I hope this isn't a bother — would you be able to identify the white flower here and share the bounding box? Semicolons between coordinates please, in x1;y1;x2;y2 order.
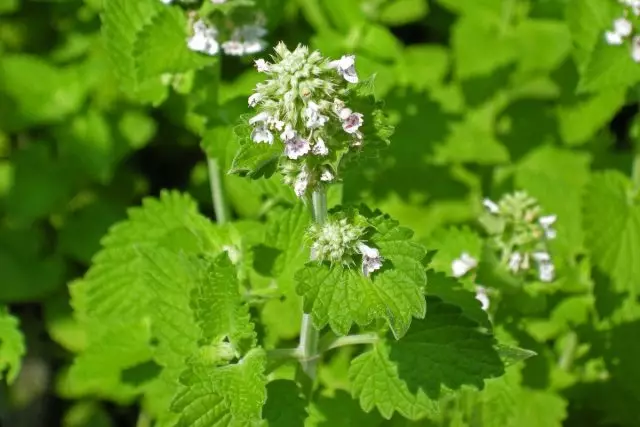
254;58;270;72
320;169;334;182
632;35;640;62
622;0;640;15
605;17;633;45
312;137;328;156
508;251;522;273
538;214;557;239
475;285;490;311
249;111;269;125
211;0;226;3
188;20;219;56
222;40;245;56
304;102;328;129
280;124;296;142
161;0;172;4
338;107;352;120
329;54;359;84
248;93;262;107
285;136;311;159
532;251;551;263
294;169;309;197
251;124;273;144
222;245;240;264
451;252;477;278
483;198;499;214
342;112;364;134
357;242;383;277
538;262;555;282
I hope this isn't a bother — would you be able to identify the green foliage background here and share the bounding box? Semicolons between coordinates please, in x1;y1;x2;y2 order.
1;0;640;426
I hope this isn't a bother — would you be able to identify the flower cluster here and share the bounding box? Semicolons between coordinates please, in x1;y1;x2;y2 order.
163;0;267;57
482;191;557;283
604;1;640;62
246;43;363;197
307;217;383;277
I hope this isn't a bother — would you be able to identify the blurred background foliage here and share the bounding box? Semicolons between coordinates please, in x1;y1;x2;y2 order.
1;0;640;426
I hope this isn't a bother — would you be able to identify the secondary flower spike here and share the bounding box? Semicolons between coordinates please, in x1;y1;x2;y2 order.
247;43;363;198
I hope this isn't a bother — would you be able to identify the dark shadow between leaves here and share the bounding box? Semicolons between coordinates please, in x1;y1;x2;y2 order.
120;360;162;387
388;297;504;400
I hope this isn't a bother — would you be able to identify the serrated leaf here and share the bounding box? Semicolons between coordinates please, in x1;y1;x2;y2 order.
426;271;490;329
348;299;504;420
0;305;25;384
584;171;640;292
101;0;166;103
257;205;310;342
229;138;282;178
190;254;256;354
172;348;267;427
296;212;426;339
134;6;216;80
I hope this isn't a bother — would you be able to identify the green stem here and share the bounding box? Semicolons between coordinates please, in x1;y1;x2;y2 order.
296;188;328;381
208;157;229;224
318;332;379;353
558;331;578;371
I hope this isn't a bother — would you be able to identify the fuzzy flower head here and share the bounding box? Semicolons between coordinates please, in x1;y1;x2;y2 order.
306;212;383;277
245;43;371;198
480;191;557;283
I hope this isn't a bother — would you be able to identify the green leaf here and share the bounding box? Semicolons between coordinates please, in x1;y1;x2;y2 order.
425;226;483;277
134;6;216;80
0;55;88;131
348;299;504;420
566;0;613;68
306;389;383;427
514;145;592;258
584;171;640;292
101;0;166;103
257;205;310;342
229;121;282;178
425;271;490;329
296;211;426;339
377;0;428;26
0;305;25;384
494;344;536;367
172;348;267;427
578;38;640;93
190;254;256;354
263;380;307;427
557;89;626;146
513;20;571;74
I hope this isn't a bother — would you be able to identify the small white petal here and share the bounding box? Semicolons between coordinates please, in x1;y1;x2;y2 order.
285;136;310;159
532;251;551;263
508;252;522;273
254;59;270;72
475;286;490;311
482;198;499;214
280;124;296;141
243;40;265;54
615;17;633;37
342;112;364;134
222;40;245;56
251;124;273;144
294;170;309;197
248;93;262;107
312;137;329;156
632;36;640;62
539;215;557;227
606;31;624;45
249;112;269;125
320;169;334;182
538;262;555;282
338;107;352;120
330;54;359;83
451;252;477;277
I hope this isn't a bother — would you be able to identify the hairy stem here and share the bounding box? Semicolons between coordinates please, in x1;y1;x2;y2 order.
208;158;229;224
297;188;327;380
